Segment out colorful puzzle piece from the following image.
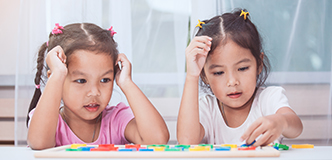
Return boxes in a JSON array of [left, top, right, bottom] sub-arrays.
[[125, 144, 141, 150], [70, 144, 87, 149], [198, 144, 213, 149], [189, 146, 211, 151], [238, 146, 256, 150], [165, 148, 182, 151], [220, 144, 237, 148], [174, 144, 191, 150], [148, 147, 165, 151], [291, 144, 314, 149], [214, 146, 231, 151], [118, 148, 136, 152], [273, 143, 289, 150]]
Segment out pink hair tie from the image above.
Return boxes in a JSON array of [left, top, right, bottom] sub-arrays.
[[108, 26, 117, 36], [46, 41, 49, 46], [35, 84, 41, 89], [52, 23, 64, 35]]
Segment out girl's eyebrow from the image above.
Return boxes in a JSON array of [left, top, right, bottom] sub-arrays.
[[209, 64, 223, 70], [208, 58, 251, 70], [71, 69, 114, 76], [102, 69, 114, 76], [236, 58, 251, 65], [72, 70, 85, 75]]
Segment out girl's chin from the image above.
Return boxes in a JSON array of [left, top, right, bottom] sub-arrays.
[[223, 101, 249, 109]]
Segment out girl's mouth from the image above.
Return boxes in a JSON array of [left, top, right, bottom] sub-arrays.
[[227, 92, 242, 99], [84, 103, 100, 112]]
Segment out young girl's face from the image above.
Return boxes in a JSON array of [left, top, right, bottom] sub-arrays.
[[62, 50, 115, 121], [203, 40, 259, 109]]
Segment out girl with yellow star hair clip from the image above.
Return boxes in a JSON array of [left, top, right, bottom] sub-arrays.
[[178, 8, 303, 146]]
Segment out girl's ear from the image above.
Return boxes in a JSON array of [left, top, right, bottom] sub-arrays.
[[47, 70, 52, 78], [258, 52, 264, 75]]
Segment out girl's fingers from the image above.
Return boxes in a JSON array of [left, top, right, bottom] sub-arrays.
[[190, 48, 208, 57], [241, 120, 261, 142], [254, 130, 271, 146], [187, 37, 212, 53], [191, 41, 211, 52], [116, 53, 128, 64], [193, 36, 212, 45], [186, 43, 210, 62], [261, 135, 276, 146], [248, 124, 267, 144], [116, 53, 130, 69], [49, 46, 66, 63], [57, 49, 66, 64]]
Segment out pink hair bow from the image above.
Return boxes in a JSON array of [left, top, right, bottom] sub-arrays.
[[52, 23, 64, 35], [108, 26, 117, 36], [35, 84, 40, 89]]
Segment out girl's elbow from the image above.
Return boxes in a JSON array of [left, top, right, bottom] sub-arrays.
[[28, 141, 54, 150], [143, 130, 170, 144], [293, 120, 304, 138], [27, 137, 55, 150], [177, 135, 200, 145], [284, 119, 304, 138], [153, 131, 170, 144], [292, 117, 304, 138]]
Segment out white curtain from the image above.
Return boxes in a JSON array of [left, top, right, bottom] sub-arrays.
[[15, 0, 190, 145]]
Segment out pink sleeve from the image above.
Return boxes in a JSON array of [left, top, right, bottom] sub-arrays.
[[110, 102, 135, 144]]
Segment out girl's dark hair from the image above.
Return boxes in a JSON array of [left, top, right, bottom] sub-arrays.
[[196, 9, 270, 92], [26, 23, 119, 127]]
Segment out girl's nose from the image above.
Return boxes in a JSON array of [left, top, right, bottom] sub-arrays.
[[87, 84, 101, 97], [226, 73, 239, 87]]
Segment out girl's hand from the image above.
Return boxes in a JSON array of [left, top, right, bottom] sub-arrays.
[[240, 114, 287, 146], [115, 53, 132, 88], [45, 46, 67, 76], [185, 36, 212, 78]]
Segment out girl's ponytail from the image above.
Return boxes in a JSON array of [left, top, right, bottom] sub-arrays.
[[26, 42, 48, 127]]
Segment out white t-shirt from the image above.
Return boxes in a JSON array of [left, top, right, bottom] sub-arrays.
[[199, 86, 291, 145]]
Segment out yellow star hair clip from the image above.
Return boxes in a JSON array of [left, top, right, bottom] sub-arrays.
[[240, 10, 249, 20], [195, 20, 205, 28]]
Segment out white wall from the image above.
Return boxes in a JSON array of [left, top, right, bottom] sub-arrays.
[[0, 0, 20, 76]]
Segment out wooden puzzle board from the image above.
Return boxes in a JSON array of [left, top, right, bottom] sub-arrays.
[[34, 145, 280, 158]]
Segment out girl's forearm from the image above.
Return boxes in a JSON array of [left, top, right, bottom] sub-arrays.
[[276, 107, 303, 138], [177, 76, 203, 144], [121, 81, 169, 144], [27, 72, 66, 150], [281, 112, 303, 138]]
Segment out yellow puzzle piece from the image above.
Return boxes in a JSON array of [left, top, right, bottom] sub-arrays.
[[291, 144, 314, 149]]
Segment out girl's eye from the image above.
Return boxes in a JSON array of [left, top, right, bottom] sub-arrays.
[[101, 78, 111, 83], [239, 67, 249, 71], [75, 79, 87, 83], [213, 71, 224, 75]]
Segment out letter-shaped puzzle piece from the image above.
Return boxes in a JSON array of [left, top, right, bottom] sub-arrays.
[[70, 144, 87, 149], [221, 144, 237, 148], [238, 146, 256, 150], [214, 147, 231, 151], [291, 144, 314, 149]]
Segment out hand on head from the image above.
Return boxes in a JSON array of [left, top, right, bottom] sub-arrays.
[[46, 45, 67, 76], [115, 53, 132, 88], [185, 36, 212, 77]]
